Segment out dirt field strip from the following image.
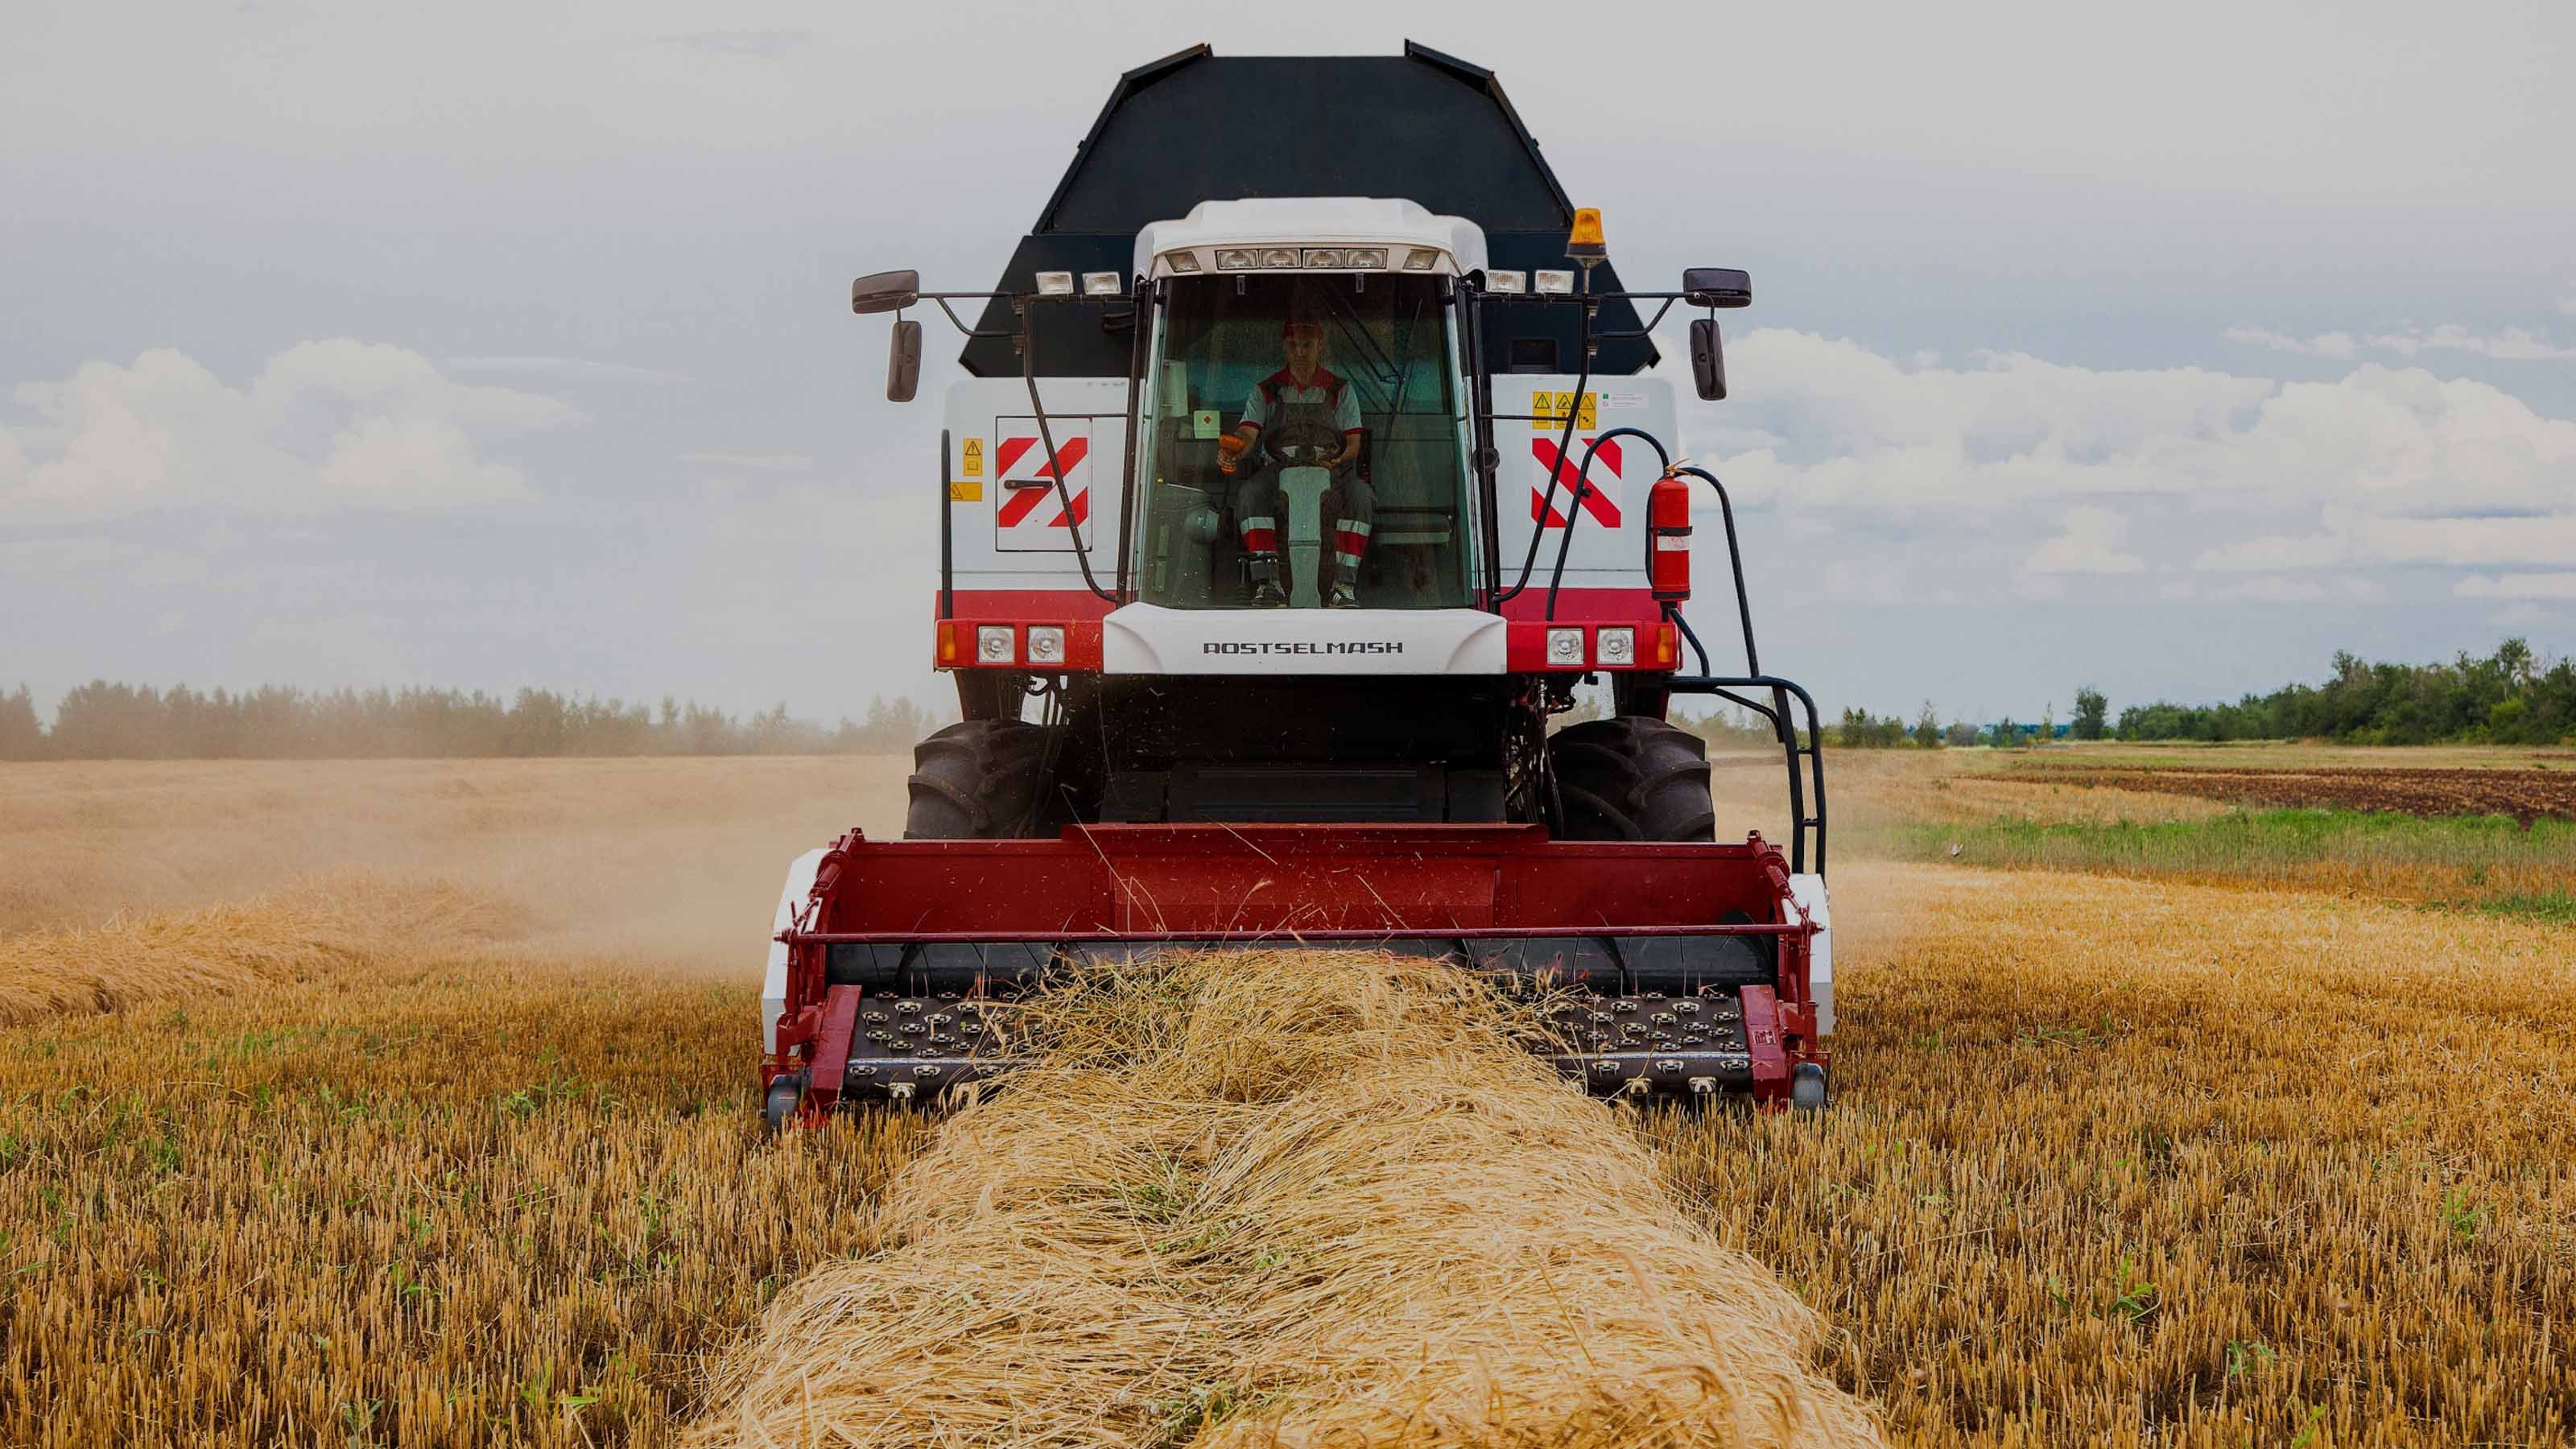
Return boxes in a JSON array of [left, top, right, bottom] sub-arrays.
[[1997, 762, 2576, 820]]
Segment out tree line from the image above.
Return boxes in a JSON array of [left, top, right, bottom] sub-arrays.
[[1827, 638, 2572, 749], [0, 682, 949, 761]]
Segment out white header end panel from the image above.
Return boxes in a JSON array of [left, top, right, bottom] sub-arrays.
[[1788, 872, 1833, 1038], [943, 379, 1128, 584], [1489, 374, 1676, 593]]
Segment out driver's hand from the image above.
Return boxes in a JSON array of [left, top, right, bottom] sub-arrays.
[[1216, 431, 1248, 473]]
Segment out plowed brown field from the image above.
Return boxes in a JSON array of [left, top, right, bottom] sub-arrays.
[[1999, 762, 2576, 820]]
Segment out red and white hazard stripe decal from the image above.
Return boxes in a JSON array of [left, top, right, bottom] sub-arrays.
[[1531, 436, 1623, 527], [993, 436, 1090, 530]]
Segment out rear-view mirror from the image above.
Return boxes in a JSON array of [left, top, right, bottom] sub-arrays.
[[1682, 267, 1752, 309], [886, 319, 923, 402], [1690, 319, 1726, 402], [851, 269, 920, 316]]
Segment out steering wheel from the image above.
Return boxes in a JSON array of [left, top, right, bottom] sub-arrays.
[[1264, 419, 1342, 466]]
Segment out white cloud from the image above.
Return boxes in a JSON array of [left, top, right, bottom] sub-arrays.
[[2484, 603, 2560, 627], [2200, 574, 2385, 604], [2226, 326, 2359, 361], [1820, 559, 1905, 605], [2207, 576, 2330, 603], [2024, 505, 2145, 574], [681, 452, 812, 470], [2194, 534, 2350, 571], [2456, 572, 2576, 601], [1703, 333, 2576, 584], [0, 342, 580, 526], [447, 356, 691, 385], [2228, 321, 2576, 362]]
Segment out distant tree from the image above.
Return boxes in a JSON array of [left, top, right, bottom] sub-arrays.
[[1988, 716, 2019, 749], [0, 685, 41, 760], [1913, 703, 1943, 749], [1942, 719, 1980, 748], [2072, 687, 2108, 741], [1835, 707, 1908, 749]]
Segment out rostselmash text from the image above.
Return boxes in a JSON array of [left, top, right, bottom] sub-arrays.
[[1201, 641, 1404, 655]]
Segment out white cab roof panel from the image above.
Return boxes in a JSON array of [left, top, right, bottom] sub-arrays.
[[1135, 198, 1486, 279]]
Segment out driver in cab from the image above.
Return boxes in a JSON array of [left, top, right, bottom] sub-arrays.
[[1217, 316, 1371, 609]]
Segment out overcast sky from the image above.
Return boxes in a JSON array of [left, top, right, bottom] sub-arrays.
[[5, 0, 2572, 725]]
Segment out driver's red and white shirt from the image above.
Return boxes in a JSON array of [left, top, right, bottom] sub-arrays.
[[1240, 368, 1362, 439]]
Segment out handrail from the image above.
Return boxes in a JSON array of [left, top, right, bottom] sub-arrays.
[[1665, 671, 1829, 877]]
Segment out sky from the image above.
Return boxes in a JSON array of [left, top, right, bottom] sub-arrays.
[[3, 0, 2572, 726]]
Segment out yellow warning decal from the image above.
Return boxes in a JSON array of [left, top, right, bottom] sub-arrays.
[[960, 437, 985, 478], [1533, 390, 1597, 431], [948, 480, 982, 502]]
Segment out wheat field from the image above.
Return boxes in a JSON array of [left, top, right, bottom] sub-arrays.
[[1, 753, 2570, 1447]]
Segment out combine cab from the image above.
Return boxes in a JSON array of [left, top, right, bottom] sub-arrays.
[[763, 43, 1831, 1126]]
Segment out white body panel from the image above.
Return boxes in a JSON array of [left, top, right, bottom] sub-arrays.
[[944, 379, 1129, 577], [1788, 872, 1833, 1038], [1488, 374, 1681, 597], [1104, 603, 1505, 675], [761, 848, 828, 1055]]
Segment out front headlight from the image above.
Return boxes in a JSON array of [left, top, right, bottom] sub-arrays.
[[1595, 627, 1634, 666], [976, 625, 1015, 663], [1546, 627, 1583, 666], [1026, 625, 1066, 665]]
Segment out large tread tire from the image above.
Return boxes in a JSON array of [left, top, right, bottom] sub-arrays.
[[904, 719, 1051, 839], [1546, 716, 1717, 842]]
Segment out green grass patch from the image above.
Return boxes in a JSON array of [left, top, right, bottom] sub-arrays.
[[1901, 807, 2574, 917]]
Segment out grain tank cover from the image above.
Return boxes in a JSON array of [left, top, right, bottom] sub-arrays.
[[964, 42, 1659, 379]]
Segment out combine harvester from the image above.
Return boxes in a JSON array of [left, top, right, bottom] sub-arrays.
[[762, 43, 1831, 1126]]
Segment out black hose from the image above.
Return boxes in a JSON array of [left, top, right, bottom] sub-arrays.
[[1020, 302, 1117, 604], [1494, 299, 1596, 605], [1539, 426, 1670, 621], [1670, 466, 1758, 675]]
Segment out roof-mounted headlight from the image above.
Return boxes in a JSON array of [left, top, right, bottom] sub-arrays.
[[1080, 271, 1122, 296], [1258, 247, 1299, 268], [1215, 248, 1256, 271], [1304, 247, 1348, 269], [1484, 270, 1527, 295], [1034, 271, 1075, 296], [1166, 251, 1202, 274], [1402, 248, 1439, 271], [1344, 247, 1387, 269]]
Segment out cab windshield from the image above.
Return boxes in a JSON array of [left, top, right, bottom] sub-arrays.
[[1132, 273, 1476, 610]]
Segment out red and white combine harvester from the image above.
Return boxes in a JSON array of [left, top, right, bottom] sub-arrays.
[[762, 44, 1831, 1126]]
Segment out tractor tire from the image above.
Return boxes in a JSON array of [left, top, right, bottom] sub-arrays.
[[1546, 716, 1716, 842], [904, 719, 1052, 839]]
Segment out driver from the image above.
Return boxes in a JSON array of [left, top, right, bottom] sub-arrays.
[[1217, 315, 1371, 608]]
